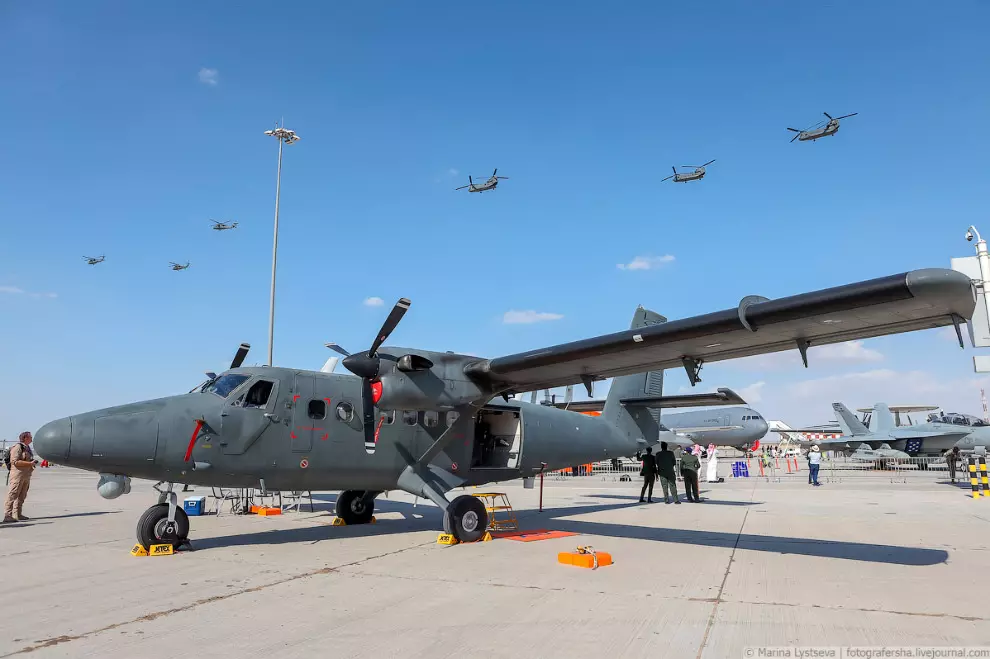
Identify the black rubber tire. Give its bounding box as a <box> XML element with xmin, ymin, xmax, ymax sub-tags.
<box><xmin>335</xmin><ymin>490</ymin><xmax>375</xmax><ymax>525</ymax></box>
<box><xmin>447</xmin><ymin>495</ymin><xmax>488</xmax><ymax>543</ymax></box>
<box><xmin>136</xmin><ymin>503</ymin><xmax>189</xmax><ymax>549</ymax></box>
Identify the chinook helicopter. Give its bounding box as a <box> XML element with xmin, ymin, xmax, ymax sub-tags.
<box><xmin>32</xmin><ymin>269</ymin><xmax>975</xmax><ymax>549</ymax></box>
<box><xmin>169</xmin><ymin>261</ymin><xmax>190</xmax><ymax>271</ymax></box>
<box><xmin>83</xmin><ymin>255</ymin><xmax>105</xmax><ymax>265</ymax></box>
<box><xmin>788</xmin><ymin>112</ymin><xmax>858</xmax><ymax>142</ymax></box>
<box><xmin>661</xmin><ymin>160</ymin><xmax>716</xmax><ymax>183</ymax></box>
<box><xmin>455</xmin><ymin>169</ymin><xmax>508</xmax><ymax>193</ymax></box>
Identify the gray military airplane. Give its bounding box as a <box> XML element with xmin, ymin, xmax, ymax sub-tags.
<box><xmin>210</xmin><ymin>220</ymin><xmax>238</xmax><ymax>231</ymax></box>
<box><xmin>848</xmin><ymin>442</ymin><xmax>910</xmax><ymax>468</ymax></box>
<box><xmin>83</xmin><ymin>255</ymin><xmax>105</xmax><ymax>265</ymax></box>
<box><xmin>815</xmin><ymin>403</ymin><xmax>971</xmax><ymax>456</ymax></box>
<box><xmin>661</xmin><ymin>160</ymin><xmax>716</xmax><ymax>183</ymax></box>
<box><xmin>169</xmin><ymin>261</ymin><xmax>190</xmax><ymax>271</ymax></box>
<box><xmin>32</xmin><ymin>268</ymin><xmax>975</xmax><ymax>549</ymax></box>
<box><xmin>551</xmin><ymin>396</ymin><xmax>769</xmax><ymax>449</ymax></box>
<box><xmin>455</xmin><ymin>169</ymin><xmax>508</xmax><ymax>193</ymax></box>
<box><xmin>787</xmin><ymin>112</ymin><xmax>858</xmax><ymax>143</ymax></box>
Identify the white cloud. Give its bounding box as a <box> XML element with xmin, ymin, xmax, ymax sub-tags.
<box><xmin>363</xmin><ymin>296</ymin><xmax>384</xmax><ymax>307</ymax></box>
<box><xmin>737</xmin><ymin>381</ymin><xmax>766</xmax><ymax>403</ymax></box>
<box><xmin>503</xmin><ymin>310</ymin><xmax>564</xmax><ymax>324</ymax></box>
<box><xmin>198</xmin><ymin>68</ymin><xmax>219</xmax><ymax>86</ymax></box>
<box><xmin>448</xmin><ymin>168</ymin><xmax>459</xmax><ymax>177</ymax></box>
<box><xmin>727</xmin><ymin>340</ymin><xmax>883</xmax><ymax>370</ymax></box>
<box><xmin>749</xmin><ymin>368</ymin><xmax>990</xmax><ymax>428</ymax></box>
<box><xmin>1</xmin><ymin>285</ymin><xmax>55</xmax><ymax>299</ymax></box>
<box><xmin>617</xmin><ymin>255</ymin><xmax>675</xmax><ymax>271</ymax></box>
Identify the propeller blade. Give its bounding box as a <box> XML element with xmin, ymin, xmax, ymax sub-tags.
<box><xmin>701</xmin><ymin>159</ymin><xmax>716</xmax><ymax>167</ymax></box>
<box><xmin>672</xmin><ymin>166</ymin><xmax>677</xmax><ymax>175</ymax></box>
<box><xmin>493</xmin><ymin>168</ymin><xmax>497</xmax><ymax>176</ymax></box>
<box><xmin>455</xmin><ymin>185</ymin><xmax>469</xmax><ymax>190</ymax></box>
<box><xmin>368</xmin><ymin>298</ymin><xmax>411</xmax><ymax>357</ymax></box>
<box><xmin>790</xmin><ymin>133</ymin><xmax>800</xmax><ymax>143</ymax></box>
<box><xmin>325</xmin><ymin>342</ymin><xmax>350</xmax><ymax>357</ymax></box>
<box><xmin>230</xmin><ymin>343</ymin><xmax>251</xmax><ymax>368</ymax></box>
<box><xmin>661</xmin><ymin>175</ymin><xmax>674</xmax><ymax>182</ymax></box>
<box><xmin>823</xmin><ymin>112</ymin><xmax>833</xmax><ymax>120</ymax></box>
<box><xmin>835</xmin><ymin>113</ymin><xmax>858</xmax><ymax>120</ymax></box>
<box><xmin>469</xmin><ymin>175</ymin><xmax>473</xmax><ymax>184</ymax></box>
<box><xmin>786</xmin><ymin>128</ymin><xmax>801</xmax><ymax>132</ymax></box>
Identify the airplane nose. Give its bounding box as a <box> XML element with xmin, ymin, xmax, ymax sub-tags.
<box><xmin>757</xmin><ymin>418</ymin><xmax>769</xmax><ymax>437</ymax></box>
<box><xmin>35</xmin><ymin>417</ymin><xmax>71</xmax><ymax>462</ymax></box>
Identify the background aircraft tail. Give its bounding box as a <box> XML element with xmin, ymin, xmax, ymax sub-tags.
<box><xmin>602</xmin><ymin>307</ymin><xmax>667</xmax><ymax>445</ymax></box>
<box><xmin>832</xmin><ymin>403</ymin><xmax>870</xmax><ymax>436</ymax></box>
<box><xmin>868</xmin><ymin>403</ymin><xmax>895</xmax><ymax>433</ymax></box>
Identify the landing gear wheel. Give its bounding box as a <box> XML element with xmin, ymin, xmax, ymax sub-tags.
<box><xmin>445</xmin><ymin>495</ymin><xmax>488</xmax><ymax>543</ymax></box>
<box><xmin>335</xmin><ymin>490</ymin><xmax>375</xmax><ymax>525</ymax></box>
<box><xmin>136</xmin><ymin>503</ymin><xmax>189</xmax><ymax>549</ymax></box>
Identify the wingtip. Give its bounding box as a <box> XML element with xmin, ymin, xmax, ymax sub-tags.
<box><xmin>905</xmin><ymin>268</ymin><xmax>977</xmax><ymax>318</ymax></box>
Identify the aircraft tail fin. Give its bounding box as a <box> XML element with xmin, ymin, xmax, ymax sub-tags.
<box><xmin>869</xmin><ymin>403</ymin><xmax>895</xmax><ymax>433</ymax></box>
<box><xmin>602</xmin><ymin>307</ymin><xmax>666</xmax><ymax>445</ymax></box>
<box><xmin>832</xmin><ymin>403</ymin><xmax>870</xmax><ymax>436</ymax></box>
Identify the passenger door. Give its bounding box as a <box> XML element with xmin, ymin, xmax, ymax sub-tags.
<box><xmin>220</xmin><ymin>377</ymin><xmax>280</xmax><ymax>455</ymax></box>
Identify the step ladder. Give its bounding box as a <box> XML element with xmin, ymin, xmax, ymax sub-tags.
<box><xmin>471</xmin><ymin>492</ymin><xmax>518</xmax><ymax>531</ymax></box>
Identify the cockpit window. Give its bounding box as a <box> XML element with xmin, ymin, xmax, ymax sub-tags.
<box><xmin>205</xmin><ymin>374</ymin><xmax>249</xmax><ymax>399</ymax></box>
<box><xmin>244</xmin><ymin>380</ymin><xmax>274</xmax><ymax>408</ymax></box>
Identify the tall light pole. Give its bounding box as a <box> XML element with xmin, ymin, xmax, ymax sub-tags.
<box><xmin>263</xmin><ymin>123</ymin><xmax>301</xmax><ymax>367</ymax></box>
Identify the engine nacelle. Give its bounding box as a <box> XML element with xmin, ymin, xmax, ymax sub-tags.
<box><xmin>97</xmin><ymin>473</ymin><xmax>132</xmax><ymax>499</ymax></box>
<box><xmin>375</xmin><ymin>348</ymin><xmax>490</xmax><ymax>410</ymax></box>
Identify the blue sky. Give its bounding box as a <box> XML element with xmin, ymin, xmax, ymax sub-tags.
<box><xmin>2</xmin><ymin>1</ymin><xmax>989</xmax><ymax>441</ymax></box>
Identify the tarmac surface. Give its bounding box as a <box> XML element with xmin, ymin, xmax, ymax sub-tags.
<box><xmin>2</xmin><ymin>466</ymin><xmax>988</xmax><ymax>658</ymax></box>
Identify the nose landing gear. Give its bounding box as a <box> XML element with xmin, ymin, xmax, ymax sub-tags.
<box><xmin>136</xmin><ymin>483</ymin><xmax>191</xmax><ymax>550</ymax></box>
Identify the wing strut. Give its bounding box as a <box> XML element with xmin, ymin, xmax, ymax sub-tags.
<box><xmin>682</xmin><ymin>357</ymin><xmax>703</xmax><ymax>386</ymax></box>
<box><xmin>580</xmin><ymin>375</ymin><xmax>594</xmax><ymax>398</ymax></box>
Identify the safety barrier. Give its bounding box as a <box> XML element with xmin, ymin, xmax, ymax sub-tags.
<box><xmin>968</xmin><ymin>457</ymin><xmax>990</xmax><ymax>498</ymax></box>
<box><xmin>539</xmin><ymin>453</ymin><xmax>969</xmax><ymax>485</ymax></box>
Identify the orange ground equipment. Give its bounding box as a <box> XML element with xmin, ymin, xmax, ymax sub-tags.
<box><xmin>558</xmin><ymin>546</ymin><xmax>612</xmax><ymax>569</ymax></box>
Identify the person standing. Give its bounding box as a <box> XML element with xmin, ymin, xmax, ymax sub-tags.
<box><xmin>946</xmin><ymin>446</ymin><xmax>960</xmax><ymax>483</ymax></box>
<box><xmin>808</xmin><ymin>445</ymin><xmax>822</xmax><ymax>486</ymax></box>
<box><xmin>680</xmin><ymin>448</ymin><xmax>702</xmax><ymax>502</ymax></box>
<box><xmin>637</xmin><ymin>447</ymin><xmax>658</xmax><ymax>503</ymax></box>
<box><xmin>4</xmin><ymin>431</ymin><xmax>36</xmax><ymax>523</ymax></box>
<box><xmin>657</xmin><ymin>442</ymin><xmax>680</xmax><ymax>504</ymax></box>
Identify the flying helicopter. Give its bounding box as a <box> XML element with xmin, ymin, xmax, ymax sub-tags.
<box><xmin>661</xmin><ymin>160</ymin><xmax>716</xmax><ymax>183</ymax></box>
<box><xmin>210</xmin><ymin>220</ymin><xmax>238</xmax><ymax>231</ymax></box>
<box><xmin>169</xmin><ymin>261</ymin><xmax>190</xmax><ymax>271</ymax></box>
<box><xmin>83</xmin><ymin>255</ymin><xmax>105</xmax><ymax>265</ymax></box>
<box><xmin>787</xmin><ymin>112</ymin><xmax>858</xmax><ymax>142</ymax></box>
<box><xmin>29</xmin><ymin>268</ymin><xmax>976</xmax><ymax>550</ymax></box>
<box><xmin>455</xmin><ymin>169</ymin><xmax>508</xmax><ymax>193</ymax></box>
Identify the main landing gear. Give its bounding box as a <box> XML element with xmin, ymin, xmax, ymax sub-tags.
<box><xmin>442</xmin><ymin>495</ymin><xmax>488</xmax><ymax>543</ymax></box>
<box><xmin>136</xmin><ymin>483</ymin><xmax>190</xmax><ymax>550</ymax></box>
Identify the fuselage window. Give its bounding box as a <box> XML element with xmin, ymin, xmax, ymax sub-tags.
<box><xmin>336</xmin><ymin>401</ymin><xmax>354</xmax><ymax>423</ymax></box>
<box><xmin>446</xmin><ymin>411</ymin><xmax>460</xmax><ymax>426</ymax></box>
<box><xmin>308</xmin><ymin>399</ymin><xmax>327</xmax><ymax>420</ymax></box>
<box><xmin>205</xmin><ymin>374</ymin><xmax>250</xmax><ymax>399</ymax></box>
<box><xmin>424</xmin><ymin>411</ymin><xmax>438</xmax><ymax>428</ymax></box>
<box><xmin>244</xmin><ymin>380</ymin><xmax>274</xmax><ymax>408</ymax></box>
<box><xmin>382</xmin><ymin>410</ymin><xmax>395</xmax><ymax>424</ymax></box>
<box><xmin>402</xmin><ymin>410</ymin><xmax>418</xmax><ymax>426</ymax></box>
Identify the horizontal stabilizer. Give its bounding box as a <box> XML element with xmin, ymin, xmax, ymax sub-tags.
<box><xmin>621</xmin><ymin>387</ymin><xmax>745</xmax><ymax>409</ymax></box>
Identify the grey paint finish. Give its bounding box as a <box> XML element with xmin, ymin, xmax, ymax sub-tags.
<box><xmin>30</xmin><ymin>267</ymin><xmax>976</xmax><ymax>533</ymax></box>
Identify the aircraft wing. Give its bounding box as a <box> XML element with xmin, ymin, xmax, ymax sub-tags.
<box><xmin>553</xmin><ymin>388</ymin><xmax>745</xmax><ymax>412</ymax></box>
<box><xmin>673</xmin><ymin>425</ymin><xmax>744</xmax><ymax>434</ymax></box>
<box><xmin>465</xmin><ymin>269</ymin><xmax>974</xmax><ymax>392</ymax></box>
